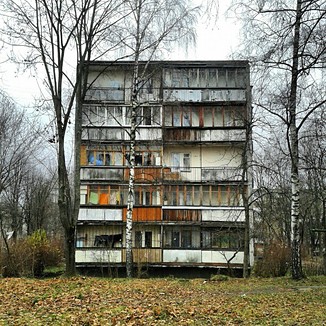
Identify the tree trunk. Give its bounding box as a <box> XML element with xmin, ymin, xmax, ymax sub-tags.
<box><xmin>322</xmin><ymin>199</ymin><xmax>326</xmax><ymax>274</ymax></box>
<box><xmin>56</xmin><ymin>99</ymin><xmax>76</xmax><ymax>276</ymax></box>
<box><xmin>125</xmin><ymin>0</ymin><xmax>143</xmax><ymax>278</ymax></box>
<box><xmin>64</xmin><ymin>226</ymin><xmax>76</xmax><ymax>276</ymax></box>
<box><xmin>290</xmin><ymin>0</ymin><xmax>304</xmax><ymax>280</ymax></box>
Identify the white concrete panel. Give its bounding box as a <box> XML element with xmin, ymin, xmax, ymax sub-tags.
<box><xmin>202</xmin><ymin>250</ymin><xmax>244</xmax><ymax>264</ymax></box>
<box><xmin>202</xmin><ymin>147</ymin><xmax>242</xmax><ymax>167</ymax></box>
<box><xmin>163</xmin><ymin>250</ymin><xmax>201</xmax><ymax>263</ymax></box>
<box><xmin>135</xmin><ymin>128</ymin><xmax>162</xmax><ymax>141</ymax></box>
<box><xmin>76</xmin><ymin>249</ymin><xmax>122</xmax><ymax>263</ymax></box>
<box><xmin>79</xmin><ymin>208</ymin><xmax>122</xmax><ymax>221</ymax></box>
<box><xmin>202</xmin><ymin>209</ymin><xmax>245</xmax><ymax>222</ymax></box>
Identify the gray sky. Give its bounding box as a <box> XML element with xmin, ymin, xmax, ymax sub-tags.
<box><xmin>0</xmin><ymin>3</ymin><xmax>240</xmax><ymax>107</ymax></box>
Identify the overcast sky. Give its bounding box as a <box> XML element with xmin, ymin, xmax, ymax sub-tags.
<box><xmin>0</xmin><ymin>3</ymin><xmax>240</xmax><ymax>107</ymax></box>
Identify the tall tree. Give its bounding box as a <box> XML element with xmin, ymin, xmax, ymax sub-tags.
<box><xmin>117</xmin><ymin>0</ymin><xmax>198</xmax><ymax>277</ymax></box>
<box><xmin>231</xmin><ymin>0</ymin><xmax>326</xmax><ymax>279</ymax></box>
<box><xmin>0</xmin><ymin>0</ymin><xmax>126</xmax><ymax>275</ymax></box>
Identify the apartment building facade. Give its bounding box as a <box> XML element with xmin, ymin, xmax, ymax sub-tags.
<box><xmin>76</xmin><ymin>60</ymin><xmax>252</xmax><ymax>273</ymax></box>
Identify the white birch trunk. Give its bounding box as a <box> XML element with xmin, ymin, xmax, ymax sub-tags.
<box><xmin>289</xmin><ymin>0</ymin><xmax>304</xmax><ymax>280</ymax></box>
<box><xmin>126</xmin><ymin>0</ymin><xmax>142</xmax><ymax>276</ymax></box>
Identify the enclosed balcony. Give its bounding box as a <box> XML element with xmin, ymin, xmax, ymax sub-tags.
<box><xmin>163</xmin><ymin>166</ymin><xmax>245</xmax><ymax>182</ymax></box>
<box><xmin>163</xmin><ymin>89</ymin><xmax>246</xmax><ymax>103</ymax></box>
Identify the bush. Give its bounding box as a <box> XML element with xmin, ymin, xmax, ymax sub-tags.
<box><xmin>253</xmin><ymin>241</ymin><xmax>290</xmax><ymax>277</ymax></box>
<box><xmin>1</xmin><ymin>230</ymin><xmax>63</xmax><ymax>277</ymax></box>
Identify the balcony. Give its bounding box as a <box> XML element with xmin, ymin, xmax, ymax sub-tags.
<box><xmin>78</xmin><ymin>208</ymin><xmax>123</xmax><ymax>221</ymax></box>
<box><xmin>163</xmin><ymin>89</ymin><xmax>246</xmax><ymax>103</ymax></box>
<box><xmin>82</xmin><ymin>127</ymin><xmax>162</xmax><ymax>141</ymax></box>
<box><xmin>163</xmin><ymin>166</ymin><xmax>245</xmax><ymax>182</ymax></box>
<box><xmin>163</xmin><ymin>128</ymin><xmax>246</xmax><ymax>143</ymax></box>
<box><xmin>85</xmin><ymin>87</ymin><xmax>161</xmax><ymax>103</ymax></box>
<box><xmin>85</xmin><ymin>87</ymin><xmax>124</xmax><ymax>102</ymax></box>
<box><xmin>75</xmin><ymin>248</ymin><xmax>244</xmax><ymax>266</ymax></box>
<box><xmin>80</xmin><ymin>167</ymin><xmax>123</xmax><ymax>181</ymax></box>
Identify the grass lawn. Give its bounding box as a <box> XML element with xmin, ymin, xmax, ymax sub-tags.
<box><xmin>0</xmin><ymin>275</ymin><xmax>325</xmax><ymax>325</ymax></box>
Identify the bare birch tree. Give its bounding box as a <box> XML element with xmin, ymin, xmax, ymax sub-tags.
<box><xmin>115</xmin><ymin>0</ymin><xmax>198</xmax><ymax>277</ymax></box>
<box><xmin>231</xmin><ymin>0</ymin><xmax>326</xmax><ymax>279</ymax></box>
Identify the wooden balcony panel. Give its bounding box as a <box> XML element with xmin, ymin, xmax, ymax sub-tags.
<box><xmin>130</xmin><ymin>248</ymin><xmax>162</xmax><ymax>263</ymax></box>
<box><xmin>124</xmin><ymin>167</ymin><xmax>162</xmax><ymax>182</ymax></box>
<box><xmin>163</xmin><ymin>168</ymin><xmax>181</xmax><ymax>181</ymax></box>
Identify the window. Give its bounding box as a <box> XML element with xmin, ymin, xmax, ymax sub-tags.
<box><xmin>171</xmin><ymin>153</ymin><xmax>191</xmax><ymax>172</ymax></box>
<box><xmin>125</xmin><ymin>148</ymin><xmax>161</xmax><ymax>166</ymax></box>
<box><xmin>76</xmin><ymin>235</ymin><xmax>87</xmax><ymax>248</ymax></box>
<box><xmin>163</xmin><ymin>227</ymin><xmax>200</xmax><ymax>248</ymax></box>
<box><xmin>202</xmin><ymin>228</ymin><xmax>244</xmax><ymax>249</ymax></box>
<box><xmin>135</xmin><ymin>231</ymin><xmax>142</xmax><ymax>248</ymax></box>
<box><xmin>133</xmin><ymin>186</ymin><xmax>160</xmax><ymax>206</ymax></box>
<box><xmin>86</xmin><ymin>185</ymin><xmax>125</xmax><ymax>205</ymax></box>
<box><xmin>163</xmin><ymin>185</ymin><xmax>243</xmax><ymax>207</ymax></box>
<box><xmin>172</xmin><ymin>231</ymin><xmax>180</xmax><ymax>247</ymax></box>
<box><xmin>145</xmin><ymin>232</ymin><xmax>152</xmax><ymax>248</ymax></box>
<box><xmin>182</xmin><ymin>230</ymin><xmax>192</xmax><ymax>248</ymax></box>
<box><xmin>87</xmin><ymin>146</ymin><xmax>123</xmax><ymax>166</ymax></box>
<box><xmin>107</xmin><ymin>106</ymin><xmax>123</xmax><ymax>125</ymax></box>
<box><xmin>126</xmin><ymin>106</ymin><xmax>160</xmax><ymax>126</ymax></box>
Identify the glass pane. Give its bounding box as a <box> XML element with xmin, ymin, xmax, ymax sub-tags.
<box><xmin>182</xmin><ymin>230</ymin><xmax>191</xmax><ymax>248</ymax></box>
<box><xmin>202</xmin><ymin>187</ymin><xmax>210</xmax><ymax>206</ymax></box>
<box><xmin>211</xmin><ymin>186</ymin><xmax>219</xmax><ymax>206</ymax></box>
<box><xmin>204</xmin><ymin>108</ymin><xmax>213</xmax><ymax>127</ymax></box>
<box><xmin>193</xmin><ymin>186</ymin><xmax>201</xmax><ymax>205</ymax></box>
<box><xmin>217</xmin><ymin>69</ymin><xmax>226</xmax><ymax>87</ymax></box>
<box><xmin>220</xmin><ymin>187</ymin><xmax>229</xmax><ymax>206</ymax></box>
<box><xmin>202</xmin><ymin>230</ymin><xmax>211</xmax><ymax>248</ymax></box>
<box><xmin>145</xmin><ymin>232</ymin><xmax>152</xmax><ymax>248</ymax></box>
<box><xmin>135</xmin><ymin>231</ymin><xmax>142</xmax><ymax>248</ymax></box>
<box><xmin>172</xmin><ymin>231</ymin><xmax>180</xmax><ymax>247</ymax></box>
<box><xmin>173</xmin><ymin>108</ymin><xmax>181</xmax><ymax>126</ymax></box>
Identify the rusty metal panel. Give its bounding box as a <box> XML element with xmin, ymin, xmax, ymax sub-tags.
<box><xmin>164</xmin><ymin>129</ymin><xmax>200</xmax><ymax>141</ymax></box>
<box><xmin>163</xmin><ymin>209</ymin><xmax>201</xmax><ymax>222</ymax></box>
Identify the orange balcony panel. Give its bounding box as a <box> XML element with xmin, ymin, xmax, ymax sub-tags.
<box><xmin>123</xmin><ymin>207</ymin><xmax>162</xmax><ymax>222</ymax></box>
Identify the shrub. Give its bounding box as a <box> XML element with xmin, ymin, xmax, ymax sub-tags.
<box><xmin>253</xmin><ymin>241</ymin><xmax>290</xmax><ymax>277</ymax></box>
<box><xmin>1</xmin><ymin>230</ymin><xmax>64</xmax><ymax>277</ymax></box>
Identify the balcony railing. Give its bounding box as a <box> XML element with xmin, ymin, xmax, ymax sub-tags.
<box><xmin>85</xmin><ymin>87</ymin><xmax>125</xmax><ymax>102</ymax></box>
<box><xmin>80</xmin><ymin>166</ymin><xmax>245</xmax><ymax>182</ymax></box>
<box><xmin>163</xmin><ymin>166</ymin><xmax>245</xmax><ymax>182</ymax></box>
<box><xmin>163</xmin><ymin>128</ymin><xmax>246</xmax><ymax>142</ymax></box>
<box><xmin>81</xmin><ymin>127</ymin><xmax>162</xmax><ymax>141</ymax></box>
<box><xmin>85</xmin><ymin>87</ymin><xmax>161</xmax><ymax>103</ymax></box>
<box><xmin>163</xmin><ymin>88</ymin><xmax>246</xmax><ymax>102</ymax></box>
